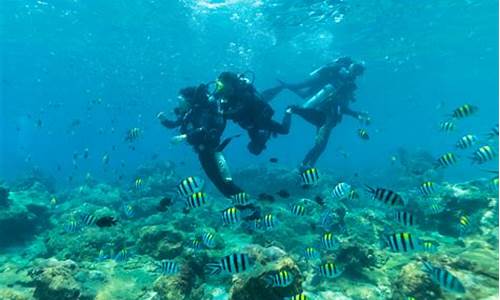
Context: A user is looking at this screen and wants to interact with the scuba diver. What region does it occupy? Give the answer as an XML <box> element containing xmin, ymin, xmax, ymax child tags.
<box><xmin>213</xmin><ymin>71</ymin><xmax>292</xmax><ymax>155</ymax></box>
<box><xmin>277</xmin><ymin>58</ymin><xmax>370</xmax><ymax>170</ymax></box>
<box><xmin>157</xmin><ymin>84</ymin><xmax>243</xmax><ymax>198</ymax></box>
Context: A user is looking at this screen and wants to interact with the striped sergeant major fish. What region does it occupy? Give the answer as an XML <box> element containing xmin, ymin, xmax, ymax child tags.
<box><xmin>487</xmin><ymin>124</ymin><xmax>498</xmax><ymax>139</ymax></box>
<box><xmin>392</xmin><ymin>210</ymin><xmax>417</xmax><ymax>227</ymax></box>
<box><xmin>422</xmin><ymin>262</ymin><xmax>465</xmax><ymax>293</ymax></box>
<box><xmin>264</xmin><ymin>270</ymin><xmax>294</xmax><ymax>287</ymax></box>
<box><xmin>321</xmin><ymin>232</ymin><xmax>339</xmax><ymax>250</ymax></box>
<box><xmin>222</xmin><ymin>207</ymin><xmax>241</xmax><ymax>225</ymax></box>
<box><xmin>419</xmin><ymin>181</ymin><xmax>436</xmax><ymax>197</ymax></box>
<box><xmin>189</xmin><ymin>238</ymin><xmax>203</xmax><ymax>250</ymax></box>
<box><xmin>206</xmin><ymin>253</ymin><xmax>253</xmax><ymax>275</ymax></box>
<box><xmin>385</xmin><ymin>232</ymin><xmax>421</xmax><ymax>253</ymax></box>
<box><xmin>123</xmin><ymin>204</ymin><xmax>135</xmax><ymax>218</ymax></box>
<box><xmin>289</xmin><ymin>203</ymin><xmax>306</xmax><ymax>216</ymax></box>
<box><xmin>435</xmin><ymin>152</ymin><xmax>458</xmax><ymax>168</ymax></box>
<box><xmin>420</xmin><ymin>240</ymin><xmax>438</xmax><ymax>253</ymax></box>
<box><xmin>303</xmin><ymin>247</ymin><xmax>320</xmax><ymax>260</ymax></box>
<box><xmin>317</xmin><ymin>262</ymin><xmax>344</xmax><ymax>278</ymax></box>
<box><xmin>177</xmin><ymin>176</ymin><xmax>205</xmax><ymax>197</ymax></box>
<box><xmin>428</xmin><ymin>199</ymin><xmax>445</xmax><ymax>215</ymax></box>
<box><xmin>201</xmin><ymin>232</ymin><xmax>216</xmax><ymax>248</ymax></box>
<box><xmin>158</xmin><ymin>260</ymin><xmax>179</xmax><ymax>275</ymax></box>
<box><xmin>134</xmin><ymin>178</ymin><xmax>143</xmax><ymax>189</ymax></box>
<box><xmin>231</xmin><ymin>192</ymin><xmax>251</xmax><ymax>205</ymax></box>
<box><xmin>332</xmin><ymin>182</ymin><xmax>351</xmax><ymax>199</ymax></box>
<box><xmin>262</xmin><ymin>213</ymin><xmax>278</xmax><ymax>230</ymax></box>
<box><xmin>185</xmin><ymin>192</ymin><xmax>208</xmax><ymax>209</ymax></box>
<box><xmin>347</xmin><ymin>188</ymin><xmax>360</xmax><ymax>201</ymax></box>
<box><xmin>455</xmin><ymin>134</ymin><xmax>477</xmax><ymax>149</ymax></box>
<box><xmin>114</xmin><ymin>248</ymin><xmax>130</xmax><ymax>262</ymax></box>
<box><xmin>458</xmin><ymin>215</ymin><xmax>470</xmax><ymax>235</ymax></box>
<box><xmin>451</xmin><ymin>104</ymin><xmax>478</xmax><ymax>119</ymax></box>
<box><xmin>64</xmin><ymin>219</ymin><xmax>80</xmax><ymax>233</ymax></box>
<box><xmin>439</xmin><ymin>120</ymin><xmax>456</xmax><ymax>132</ymax></box>
<box><xmin>365</xmin><ymin>186</ymin><xmax>405</xmax><ymax>207</ymax></box>
<box><xmin>471</xmin><ymin>145</ymin><xmax>496</xmax><ymax>164</ymax></box>
<box><xmin>301</xmin><ymin>167</ymin><xmax>320</xmax><ymax>186</ymax></box>
<box><xmin>285</xmin><ymin>293</ymin><xmax>310</xmax><ymax>300</ymax></box>
<box><xmin>125</xmin><ymin>127</ymin><xmax>141</xmax><ymax>142</ymax></box>
<box><xmin>80</xmin><ymin>213</ymin><xmax>96</xmax><ymax>226</ymax></box>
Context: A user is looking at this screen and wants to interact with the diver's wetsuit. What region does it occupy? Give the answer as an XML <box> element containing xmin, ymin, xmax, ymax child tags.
<box><xmin>292</xmin><ymin>80</ymin><xmax>362</xmax><ymax>170</ymax></box>
<box><xmin>161</xmin><ymin>93</ymin><xmax>243</xmax><ymax>198</ymax></box>
<box><xmin>219</xmin><ymin>75</ymin><xmax>292</xmax><ymax>155</ymax></box>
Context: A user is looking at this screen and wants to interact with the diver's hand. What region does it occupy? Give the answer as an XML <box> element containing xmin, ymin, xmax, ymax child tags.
<box><xmin>357</xmin><ymin>112</ymin><xmax>371</xmax><ymax>125</ymax></box>
<box><xmin>157</xmin><ymin>112</ymin><xmax>167</xmax><ymax>122</ymax></box>
<box><xmin>170</xmin><ymin>134</ymin><xmax>187</xmax><ymax>145</ymax></box>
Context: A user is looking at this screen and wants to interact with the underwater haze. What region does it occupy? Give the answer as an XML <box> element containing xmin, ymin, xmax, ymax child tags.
<box><xmin>0</xmin><ymin>1</ymin><xmax>498</xmax><ymax>300</ymax></box>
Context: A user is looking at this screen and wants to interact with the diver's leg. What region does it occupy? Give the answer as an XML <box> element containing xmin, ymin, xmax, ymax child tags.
<box><xmin>198</xmin><ymin>151</ymin><xmax>243</xmax><ymax>197</ymax></box>
<box><xmin>291</xmin><ymin>106</ymin><xmax>326</xmax><ymax>128</ymax></box>
<box><xmin>261</xmin><ymin>85</ymin><xmax>285</xmax><ymax>102</ymax></box>
<box><xmin>301</xmin><ymin>123</ymin><xmax>333</xmax><ymax>169</ymax></box>
<box><xmin>266</xmin><ymin>111</ymin><xmax>292</xmax><ymax>135</ymax></box>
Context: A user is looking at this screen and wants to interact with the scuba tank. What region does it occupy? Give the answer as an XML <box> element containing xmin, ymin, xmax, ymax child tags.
<box><xmin>303</xmin><ymin>84</ymin><xmax>336</xmax><ymax>109</ymax></box>
<box><xmin>215</xmin><ymin>152</ymin><xmax>233</xmax><ymax>182</ymax></box>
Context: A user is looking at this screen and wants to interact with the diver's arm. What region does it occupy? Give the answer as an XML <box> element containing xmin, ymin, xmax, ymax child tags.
<box><xmin>340</xmin><ymin>104</ymin><xmax>361</xmax><ymax>119</ymax></box>
<box><xmin>157</xmin><ymin>112</ymin><xmax>182</xmax><ymax>129</ymax></box>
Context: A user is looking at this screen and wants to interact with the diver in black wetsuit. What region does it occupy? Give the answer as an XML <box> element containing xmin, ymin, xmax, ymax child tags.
<box><xmin>213</xmin><ymin>72</ymin><xmax>292</xmax><ymax>155</ymax></box>
<box><xmin>157</xmin><ymin>84</ymin><xmax>243</xmax><ymax>198</ymax></box>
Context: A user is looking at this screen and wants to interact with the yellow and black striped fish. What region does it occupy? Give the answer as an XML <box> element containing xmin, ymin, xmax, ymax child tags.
<box><xmin>125</xmin><ymin>127</ymin><xmax>141</xmax><ymax>142</ymax></box>
<box><xmin>231</xmin><ymin>192</ymin><xmax>251</xmax><ymax>205</ymax></box>
<box><xmin>321</xmin><ymin>232</ymin><xmax>338</xmax><ymax>250</ymax></box>
<box><xmin>419</xmin><ymin>181</ymin><xmax>436</xmax><ymax>196</ymax></box>
<box><xmin>455</xmin><ymin>134</ymin><xmax>477</xmax><ymax>149</ymax></box>
<box><xmin>177</xmin><ymin>176</ymin><xmax>205</xmax><ymax>197</ymax></box>
<box><xmin>439</xmin><ymin>121</ymin><xmax>456</xmax><ymax>132</ymax></box>
<box><xmin>301</xmin><ymin>168</ymin><xmax>320</xmax><ymax>185</ymax></box>
<box><xmin>365</xmin><ymin>186</ymin><xmax>405</xmax><ymax>207</ymax></box>
<box><xmin>385</xmin><ymin>232</ymin><xmax>421</xmax><ymax>252</ymax></box>
<box><xmin>285</xmin><ymin>293</ymin><xmax>309</xmax><ymax>300</ymax></box>
<box><xmin>290</xmin><ymin>203</ymin><xmax>306</xmax><ymax>216</ymax></box>
<box><xmin>264</xmin><ymin>270</ymin><xmax>294</xmax><ymax>287</ymax></box>
<box><xmin>317</xmin><ymin>262</ymin><xmax>344</xmax><ymax>278</ymax></box>
<box><xmin>452</xmin><ymin>104</ymin><xmax>478</xmax><ymax>119</ymax></box>
<box><xmin>458</xmin><ymin>215</ymin><xmax>470</xmax><ymax>235</ymax></box>
<box><xmin>487</xmin><ymin>124</ymin><xmax>498</xmax><ymax>139</ymax></box>
<box><xmin>393</xmin><ymin>210</ymin><xmax>417</xmax><ymax>227</ymax></box>
<box><xmin>221</xmin><ymin>207</ymin><xmax>240</xmax><ymax>225</ymax></box>
<box><xmin>435</xmin><ymin>152</ymin><xmax>458</xmax><ymax>168</ymax></box>
<box><xmin>358</xmin><ymin>128</ymin><xmax>370</xmax><ymax>140</ymax></box>
<box><xmin>471</xmin><ymin>145</ymin><xmax>496</xmax><ymax>164</ymax></box>
<box><xmin>185</xmin><ymin>192</ymin><xmax>208</xmax><ymax>209</ymax></box>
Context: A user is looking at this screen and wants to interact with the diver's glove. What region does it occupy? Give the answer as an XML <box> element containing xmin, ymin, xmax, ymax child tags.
<box><xmin>157</xmin><ymin>112</ymin><xmax>167</xmax><ymax>122</ymax></box>
<box><xmin>171</xmin><ymin>134</ymin><xmax>187</xmax><ymax>145</ymax></box>
<box><xmin>357</xmin><ymin>112</ymin><xmax>371</xmax><ymax>126</ymax></box>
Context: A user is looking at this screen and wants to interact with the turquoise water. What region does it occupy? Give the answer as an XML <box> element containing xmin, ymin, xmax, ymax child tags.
<box><xmin>0</xmin><ymin>1</ymin><xmax>498</xmax><ymax>300</ymax></box>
